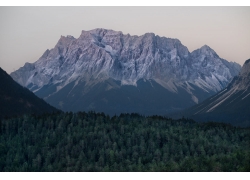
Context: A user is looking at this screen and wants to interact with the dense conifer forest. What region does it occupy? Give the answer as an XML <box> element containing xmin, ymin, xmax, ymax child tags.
<box><xmin>0</xmin><ymin>111</ymin><xmax>249</xmax><ymax>172</ymax></box>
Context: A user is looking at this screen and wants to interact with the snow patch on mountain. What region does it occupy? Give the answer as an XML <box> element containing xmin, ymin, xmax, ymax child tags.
<box><xmin>242</xmin><ymin>93</ymin><xmax>250</xmax><ymax>100</ymax></box>
<box><xmin>206</xmin><ymin>87</ymin><xmax>238</xmax><ymax>112</ymax></box>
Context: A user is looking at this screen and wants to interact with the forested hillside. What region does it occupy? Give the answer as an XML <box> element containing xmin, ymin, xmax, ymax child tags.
<box><xmin>0</xmin><ymin>67</ymin><xmax>58</xmax><ymax>119</ymax></box>
<box><xmin>0</xmin><ymin>111</ymin><xmax>249</xmax><ymax>172</ymax></box>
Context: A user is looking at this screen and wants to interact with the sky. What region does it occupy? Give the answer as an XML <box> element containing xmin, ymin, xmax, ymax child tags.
<box><xmin>0</xmin><ymin>6</ymin><xmax>250</xmax><ymax>74</ymax></box>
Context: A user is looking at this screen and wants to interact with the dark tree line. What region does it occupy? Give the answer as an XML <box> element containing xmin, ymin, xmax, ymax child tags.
<box><xmin>0</xmin><ymin>111</ymin><xmax>249</xmax><ymax>171</ymax></box>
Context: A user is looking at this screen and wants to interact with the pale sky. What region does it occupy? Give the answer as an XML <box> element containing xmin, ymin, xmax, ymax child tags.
<box><xmin>0</xmin><ymin>6</ymin><xmax>250</xmax><ymax>74</ymax></box>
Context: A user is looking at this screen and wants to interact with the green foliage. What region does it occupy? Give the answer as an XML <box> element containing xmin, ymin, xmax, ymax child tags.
<box><xmin>0</xmin><ymin>111</ymin><xmax>249</xmax><ymax>171</ymax></box>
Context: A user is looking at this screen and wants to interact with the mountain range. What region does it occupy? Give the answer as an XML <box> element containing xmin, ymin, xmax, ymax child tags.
<box><xmin>183</xmin><ymin>59</ymin><xmax>250</xmax><ymax>127</ymax></box>
<box><xmin>0</xmin><ymin>67</ymin><xmax>57</xmax><ymax>119</ymax></box>
<box><xmin>10</xmin><ymin>28</ymin><xmax>241</xmax><ymax>115</ymax></box>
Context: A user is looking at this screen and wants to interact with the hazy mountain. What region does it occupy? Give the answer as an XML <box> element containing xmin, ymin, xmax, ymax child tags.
<box><xmin>0</xmin><ymin>67</ymin><xmax>58</xmax><ymax>119</ymax></box>
<box><xmin>10</xmin><ymin>28</ymin><xmax>241</xmax><ymax>115</ymax></box>
<box><xmin>183</xmin><ymin>59</ymin><xmax>250</xmax><ymax>127</ymax></box>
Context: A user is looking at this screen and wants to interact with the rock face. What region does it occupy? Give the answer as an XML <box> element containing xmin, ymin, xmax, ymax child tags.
<box><xmin>0</xmin><ymin>67</ymin><xmax>58</xmax><ymax>119</ymax></box>
<box><xmin>183</xmin><ymin>59</ymin><xmax>250</xmax><ymax>127</ymax></box>
<box><xmin>10</xmin><ymin>28</ymin><xmax>241</xmax><ymax>115</ymax></box>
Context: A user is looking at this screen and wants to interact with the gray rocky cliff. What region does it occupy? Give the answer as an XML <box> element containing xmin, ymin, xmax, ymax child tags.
<box><xmin>10</xmin><ymin>28</ymin><xmax>241</xmax><ymax>114</ymax></box>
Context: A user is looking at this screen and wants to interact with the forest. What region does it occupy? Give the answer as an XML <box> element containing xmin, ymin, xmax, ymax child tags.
<box><xmin>0</xmin><ymin>111</ymin><xmax>249</xmax><ymax>172</ymax></box>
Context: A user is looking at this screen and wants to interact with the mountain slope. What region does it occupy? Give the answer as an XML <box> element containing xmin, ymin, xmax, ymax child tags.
<box><xmin>40</xmin><ymin>78</ymin><xmax>217</xmax><ymax>115</ymax></box>
<box><xmin>10</xmin><ymin>28</ymin><xmax>241</xmax><ymax>115</ymax></box>
<box><xmin>183</xmin><ymin>59</ymin><xmax>250</xmax><ymax>127</ymax></box>
<box><xmin>0</xmin><ymin>67</ymin><xmax>58</xmax><ymax>119</ymax></box>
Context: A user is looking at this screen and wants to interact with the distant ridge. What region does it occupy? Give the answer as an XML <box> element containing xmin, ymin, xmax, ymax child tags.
<box><xmin>182</xmin><ymin>59</ymin><xmax>250</xmax><ymax>127</ymax></box>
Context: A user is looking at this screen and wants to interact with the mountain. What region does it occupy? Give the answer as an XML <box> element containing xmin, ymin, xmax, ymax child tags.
<box><xmin>183</xmin><ymin>59</ymin><xmax>250</xmax><ymax>127</ymax></box>
<box><xmin>10</xmin><ymin>28</ymin><xmax>241</xmax><ymax>115</ymax></box>
<box><xmin>0</xmin><ymin>67</ymin><xmax>58</xmax><ymax>119</ymax></box>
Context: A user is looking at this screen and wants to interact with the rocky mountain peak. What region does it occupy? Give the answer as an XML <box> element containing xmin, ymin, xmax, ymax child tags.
<box><xmin>192</xmin><ymin>45</ymin><xmax>219</xmax><ymax>58</ymax></box>
<box><xmin>10</xmin><ymin>28</ymin><xmax>241</xmax><ymax>114</ymax></box>
<box><xmin>240</xmin><ymin>59</ymin><xmax>250</xmax><ymax>77</ymax></box>
<box><xmin>56</xmin><ymin>35</ymin><xmax>75</xmax><ymax>47</ymax></box>
<box><xmin>40</xmin><ymin>49</ymin><xmax>50</xmax><ymax>59</ymax></box>
<box><xmin>225</xmin><ymin>59</ymin><xmax>250</xmax><ymax>91</ymax></box>
<box><xmin>143</xmin><ymin>32</ymin><xmax>155</xmax><ymax>38</ymax></box>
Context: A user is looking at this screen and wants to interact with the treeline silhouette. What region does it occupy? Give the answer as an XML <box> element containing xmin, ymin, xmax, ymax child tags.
<box><xmin>0</xmin><ymin>111</ymin><xmax>249</xmax><ymax>171</ymax></box>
